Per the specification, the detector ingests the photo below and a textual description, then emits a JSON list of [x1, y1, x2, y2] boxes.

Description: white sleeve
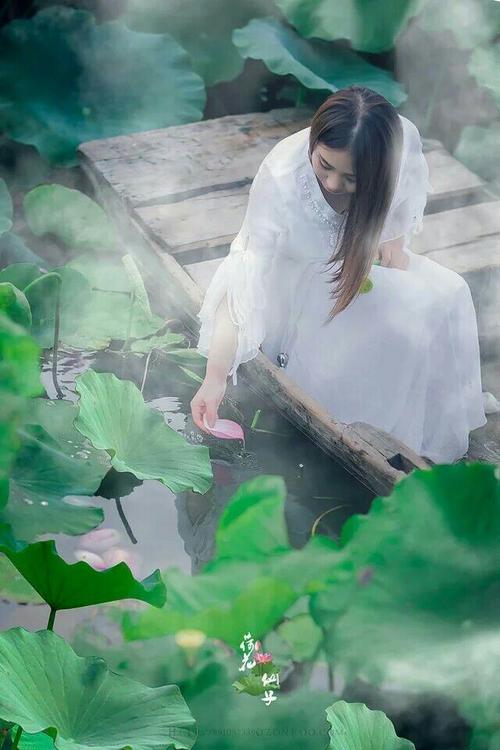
[[379, 116, 434, 245], [196, 159, 285, 386]]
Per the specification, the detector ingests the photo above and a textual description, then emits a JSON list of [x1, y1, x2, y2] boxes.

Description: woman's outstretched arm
[[191, 293, 237, 433]]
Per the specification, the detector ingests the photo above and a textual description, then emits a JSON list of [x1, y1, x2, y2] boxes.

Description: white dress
[[196, 114, 491, 464]]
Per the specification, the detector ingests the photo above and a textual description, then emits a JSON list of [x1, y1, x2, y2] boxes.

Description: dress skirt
[[260, 247, 488, 464]]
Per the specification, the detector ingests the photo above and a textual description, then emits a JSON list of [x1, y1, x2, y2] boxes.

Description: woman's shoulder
[[261, 125, 310, 180]]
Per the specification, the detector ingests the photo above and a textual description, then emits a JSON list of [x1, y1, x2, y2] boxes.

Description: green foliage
[[273, 0, 428, 53], [275, 612, 323, 661], [121, 475, 343, 649], [2, 398, 110, 541], [74, 369, 213, 493], [0, 235, 45, 270], [233, 18, 407, 106], [0, 6, 206, 165], [0, 554, 43, 604], [0, 313, 43, 476], [311, 462, 500, 742], [129, 331, 187, 354], [0, 539, 166, 610], [0, 628, 197, 750], [0, 179, 13, 235], [123, 0, 279, 87], [23, 184, 118, 252], [64, 252, 164, 349], [23, 268, 91, 348], [0, 283, 32, 328], [326, 701, 415, 750], [0, 264, 42, 291]]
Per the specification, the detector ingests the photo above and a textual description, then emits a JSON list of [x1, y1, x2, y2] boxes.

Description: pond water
[[0, 335, 374, 643]]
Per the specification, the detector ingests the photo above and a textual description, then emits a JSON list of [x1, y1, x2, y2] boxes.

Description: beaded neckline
[[297, 150, 348, 250]]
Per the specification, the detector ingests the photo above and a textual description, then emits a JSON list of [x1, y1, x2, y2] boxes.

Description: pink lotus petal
[[255, 652, 273, 664], [74, 549, 108, 571], [203, 414, 244, 440], [102, 547, 143, 578], [254, 640, 262, 652], [78, 527, 122, 552]]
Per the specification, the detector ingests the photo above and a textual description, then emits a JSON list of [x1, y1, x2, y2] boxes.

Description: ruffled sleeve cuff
[[196, 161, 283, 386]]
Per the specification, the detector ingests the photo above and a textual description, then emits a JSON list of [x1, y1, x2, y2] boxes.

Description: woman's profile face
[[309, 143, 357, 195]]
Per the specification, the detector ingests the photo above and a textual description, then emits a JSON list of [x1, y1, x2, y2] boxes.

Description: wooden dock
[[77, 107, 500, 495]]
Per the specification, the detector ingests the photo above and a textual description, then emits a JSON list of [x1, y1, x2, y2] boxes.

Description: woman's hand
[[377, 236, 409, 270], [190, 376, 228, 434]]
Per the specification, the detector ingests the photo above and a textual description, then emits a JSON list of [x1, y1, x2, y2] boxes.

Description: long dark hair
[[308, 85, 404, 321]]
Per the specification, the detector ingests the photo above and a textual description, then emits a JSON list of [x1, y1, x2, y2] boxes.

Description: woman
[[191, 85, 493, 463]]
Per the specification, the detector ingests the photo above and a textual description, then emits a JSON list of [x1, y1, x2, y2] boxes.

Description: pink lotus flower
[[78, 527, 122, 552], [73, 546, 143, 578], [203, 414, 244, 441], [102, 547, 143, 578], [74, 549, 108, 570], [255, 652, 273, 664]]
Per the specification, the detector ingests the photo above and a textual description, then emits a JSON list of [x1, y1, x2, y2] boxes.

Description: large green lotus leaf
[[233, 18, 407, 106], [415, 0, 500, 48], [0, 628, 197, 750], [122, 538, 344, 651], [23, 184, 117, 252], [186, 680, 333, 750], [10, 730, 54, 750], [0, 178, 13, 235], [0, 553, 44, 604], [0, 6, 206, 166], [208, 474, 345, 592], [275, 612, 323, 662], [122, 475, 343, 649], [124, 0, 281, 87], [74, 369, 212, 493], [63, 252, 164, 349], [0, 282, 32, 328], [122, 565, 297, 650], [0, 538, 166, 609], [0, 232, 46, 269], [121, 254, 157, 329], [215, 475, 290, 561], [469, 43, 500, 108], [0, 262, 43, 290], [77, 617, 334, 750], [326, 701, 415, 750], [130, 331, 187, 355], [3, 398, 110, 541], [0, 313, 43, 475], [23, 266, 91, 348], [454, 124, 500, 184], [273, 0, 427, 53], [71, 623, 232, 692], [311, 463, 500, 703]]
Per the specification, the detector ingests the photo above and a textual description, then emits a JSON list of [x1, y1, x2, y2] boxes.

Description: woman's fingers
[[205, 403, 219, 429], [191, 397, 209, 433]]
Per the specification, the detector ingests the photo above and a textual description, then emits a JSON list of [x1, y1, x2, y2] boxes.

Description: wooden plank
[[423, 235, 500, 275], [78, 108, 313, 207], [412, 201, 500, 257], [133, 144, 486, 260]]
